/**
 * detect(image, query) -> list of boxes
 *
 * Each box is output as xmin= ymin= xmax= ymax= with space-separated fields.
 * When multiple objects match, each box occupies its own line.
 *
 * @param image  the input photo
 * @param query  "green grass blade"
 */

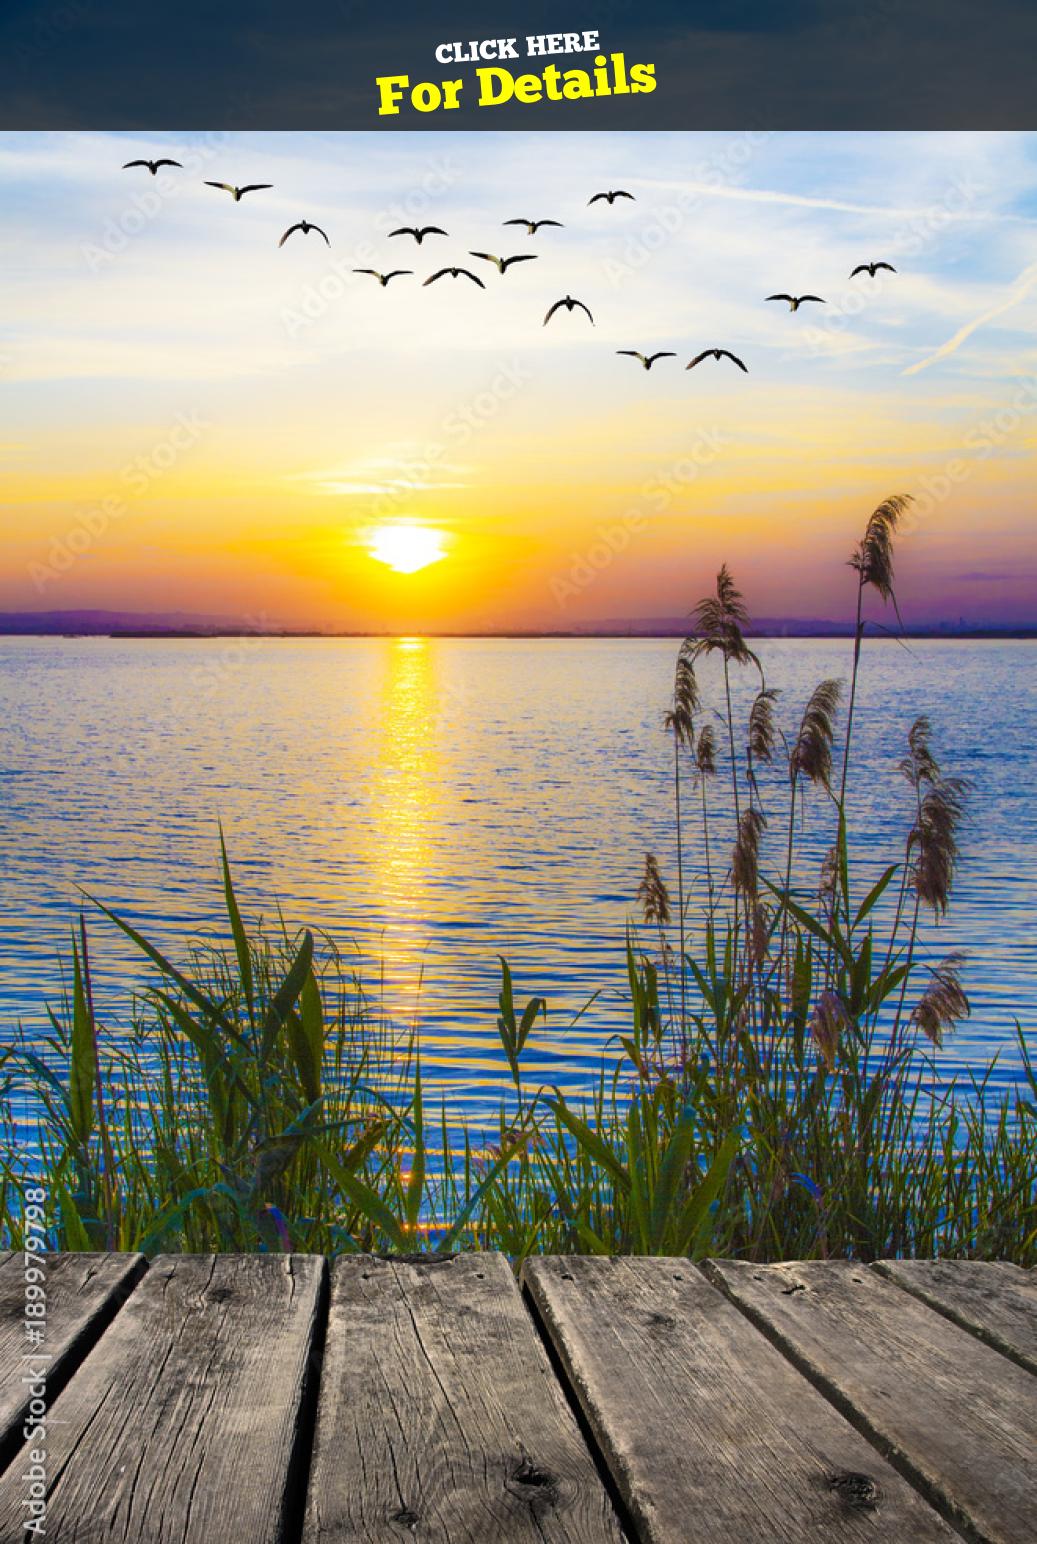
xmin=674 ymin=1125 xmax=741 ymax=1256
xmin=68 ymin=930 xmax=96 ymax=1154
xmin=649 ymin=1102 xmax=697 ymax=1252
xmin=547 ymin=1092 xmax=631 ymax=1195
xmin=260 ymin=929 xmax=314 ymax=1062
xmin=219 ymin=826 xmax=255 ymax=1025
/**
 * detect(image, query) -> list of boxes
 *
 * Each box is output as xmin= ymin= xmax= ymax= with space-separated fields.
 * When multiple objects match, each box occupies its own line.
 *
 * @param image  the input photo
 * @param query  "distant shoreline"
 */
xmin=3 ymin=628 xmax=1037 ymax=642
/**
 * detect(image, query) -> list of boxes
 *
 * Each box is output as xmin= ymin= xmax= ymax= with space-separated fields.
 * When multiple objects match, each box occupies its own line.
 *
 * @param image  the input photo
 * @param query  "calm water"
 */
xmin=1 ymin=636 xmax=1034 ymax=1127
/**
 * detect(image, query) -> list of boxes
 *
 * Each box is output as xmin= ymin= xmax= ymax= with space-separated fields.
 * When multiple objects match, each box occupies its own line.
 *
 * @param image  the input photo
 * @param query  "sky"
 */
xmin=1 ymin=129 xmax=1036 ymax=633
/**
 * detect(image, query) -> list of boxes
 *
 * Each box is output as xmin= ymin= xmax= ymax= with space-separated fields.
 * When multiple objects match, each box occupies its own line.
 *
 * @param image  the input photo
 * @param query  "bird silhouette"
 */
xmin=544 ymin=296 xmax=595 ymax=327
xmin=123 ymin=158 xmax=182 ymax=175
xmin=423 ymin=267 xmax=485 ymax=288
xmin=588 ymin=190 xmax=635 ymax=205
xmin=279 ymin=220 xmax=329 ymax=247
xmin=390 ymin=226 xmax=448 ymax=244
xmin=353 ymin=269 xmax=413 ymax=286
xmin=686 ymin=349 xmax=748 ymax=372
xmin=205 ymin=182 xmax=273 ymax=201
xmin=617 ymin=351 xmax=676 ymax=371
xmin=502 ymin=218 xmax=563 ymax=235
xmin=468 ymin=252 xmax=539 ymax=274
xmin=766 ymin=294 xmax=825 ymax=311
xmin=850 ymin=261 xmax=897 ymax=278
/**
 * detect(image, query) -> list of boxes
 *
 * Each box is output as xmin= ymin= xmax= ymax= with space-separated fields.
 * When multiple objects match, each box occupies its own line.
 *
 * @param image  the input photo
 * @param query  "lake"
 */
xmin=1 ymin=635 xmax=1034 ymax=1132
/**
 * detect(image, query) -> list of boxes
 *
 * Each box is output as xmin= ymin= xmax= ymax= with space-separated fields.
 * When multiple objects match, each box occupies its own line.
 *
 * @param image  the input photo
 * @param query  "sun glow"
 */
xmin=367 ymin=523 xmax=447 ymax=574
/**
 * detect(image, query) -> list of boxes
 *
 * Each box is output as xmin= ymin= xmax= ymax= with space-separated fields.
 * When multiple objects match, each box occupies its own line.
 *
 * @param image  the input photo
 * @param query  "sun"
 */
xmin=367 ymin=522 xmax=447 ymax=574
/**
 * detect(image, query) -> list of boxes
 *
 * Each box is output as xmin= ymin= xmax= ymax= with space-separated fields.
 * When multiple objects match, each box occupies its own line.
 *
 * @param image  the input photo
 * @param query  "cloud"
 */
xmin=637 ymin=177 xmax=1033 ymax=225
xmin=307 ymin=479 xmax=468 ymax=495
xmin=902 ymin=261 xmax=1037 ymax=376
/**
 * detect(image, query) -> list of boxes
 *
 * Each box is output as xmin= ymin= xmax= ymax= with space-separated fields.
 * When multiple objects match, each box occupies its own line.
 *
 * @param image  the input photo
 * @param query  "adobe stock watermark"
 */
xmin=81 ymin=132 xmax=234 ymax=272
xmin=280 ymin=154 xmax=461 ymax=339
xmin=898 ymin=372 xmax=1037 ymax=541
xmin=802 ymin=169 xmax=987 ymax=357
xmin=353 ymin=355 xmax=534 ymax=529
xmin=131 ymin=622 xmax=273 ymax=761
xmin=600 ymin=129 xmax=773 ymax=290
xmin=550 ymin=427 xmax=731 ymax=607
xmin=28 ymin=409 xmax=210 ymax=592
xmin=20 ymin=1185 xmax=50 ymax=1539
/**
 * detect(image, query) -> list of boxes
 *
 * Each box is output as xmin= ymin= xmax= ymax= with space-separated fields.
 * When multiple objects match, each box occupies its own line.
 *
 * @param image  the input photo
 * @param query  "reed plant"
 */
xmin=2 ymin=498 xmax=1035 ymax=1263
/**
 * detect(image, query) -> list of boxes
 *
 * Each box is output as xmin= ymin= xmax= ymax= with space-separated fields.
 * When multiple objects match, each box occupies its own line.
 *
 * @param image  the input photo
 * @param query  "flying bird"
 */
xmin=390 ymin=226 xmax=448 ymax=244
xmin=279 ymin=220 xmax=329 ymax=247
xmin=617 ymin=350 xmax=676 ymax=371
xmin=502 ymin=218 xmax=563 ymax=235
xmin=423 ymin=267 xmax=485 ymax=288
xmin=686 ymin=348 xmax=748 ymax=372
xmin=468 ymin=252 xmax=538 ymax=274
xmin=588 ymin=190 xmax=635 ymax=205
xmin=205 ymin=182 xmax=273 ymax=201
xmin=544 ymin=295 xmax=595 ymax=326
xmin=766 ymin=293 xmax=825 ymax=312
xmin=850 ymin=261 xmax=897 ymax=278
xmin=353 ymin=269 xmax=413 ymax=286
xmin=123 ymin=158 xmax=182 ymax=175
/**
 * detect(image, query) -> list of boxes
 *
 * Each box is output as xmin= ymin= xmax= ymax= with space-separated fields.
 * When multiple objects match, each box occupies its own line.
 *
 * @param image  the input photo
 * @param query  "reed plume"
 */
xmin=911 ymin=952 xmax=970 ymax=1047
xmin=899 ymin=715 xmax=940 ymax=787
xmin=748 ymin=687 xmax=780 ymax=765
xmin=637 ymin=852 xmax=671 ymax=927
xmin=849 ymin=495 xmax=912 ymax=603
xmin=809 ymin=989 xmax=851 ymax=1070
xmin=748 ymin=900 xmax=771 ymax=970
xmin=900 ymin=717 xmax=970 ymax=916
xmin=818 ymin=845 xmax=839 ymax=917
xmin=693 ymin=564 xmax=758 ymax=667
xmin=663 ymin=640 xmax=698 ymax=1021
xmin=692 ymin=566 xmax=760 ymax=824
xmin=910 ymin=775 xmax=969 ymax=916
xmin=789 ymin=679 xmax=843 ymax=789
xmin=840 ymin=495 xmax=912 ymax=816
xmin=732 ymin=807 xmax=766 ymax=897
xmin=696 ymin=724 xmax=717 ymax=777
xmin=664 ymin=638 xmax=699 ymax=748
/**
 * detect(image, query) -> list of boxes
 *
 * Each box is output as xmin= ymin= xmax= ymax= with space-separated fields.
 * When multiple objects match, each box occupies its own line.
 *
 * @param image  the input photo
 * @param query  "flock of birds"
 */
xmin=122 ymin=159 xmax=899 ymax=372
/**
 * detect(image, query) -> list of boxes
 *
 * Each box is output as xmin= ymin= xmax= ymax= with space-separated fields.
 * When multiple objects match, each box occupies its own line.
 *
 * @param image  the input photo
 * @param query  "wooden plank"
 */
xmin=708 ymin=1259 xmax=1037 ymax=1543
xmin=522 ymin=1255 xmax=956 ymax=1543
xmin=873 ymin=1259 xmax=1037 ymax=1375
xmin=0 ymin=1253 xmax=325 ymax=1543
xmin=0 ymin=1251 xmax=145 ymax=1471
xmin=303 ymin=1251 xmax=624 ymax=1542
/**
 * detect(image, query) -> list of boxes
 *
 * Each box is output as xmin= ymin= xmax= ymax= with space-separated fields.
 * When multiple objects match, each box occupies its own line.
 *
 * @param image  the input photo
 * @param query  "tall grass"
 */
xmin=2 ymin=497 xmax=1035 ymax=1264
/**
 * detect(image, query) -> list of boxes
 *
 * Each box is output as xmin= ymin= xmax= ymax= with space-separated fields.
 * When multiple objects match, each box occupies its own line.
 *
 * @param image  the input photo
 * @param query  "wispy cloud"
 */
xmin=307 ymin=479 xmax=468 ymax=496
xmin=903 ymin=261 xmax=1037 ymax=375
xmin=636 ymin=177 xmax=1035 ymax=225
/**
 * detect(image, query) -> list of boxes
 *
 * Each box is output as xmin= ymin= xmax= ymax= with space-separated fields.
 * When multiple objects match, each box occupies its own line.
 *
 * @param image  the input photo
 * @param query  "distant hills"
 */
xmin=1 ymin=609 xmax=1034 ymax=639
xmin=0 ymin=608 xmax=256 ymax=636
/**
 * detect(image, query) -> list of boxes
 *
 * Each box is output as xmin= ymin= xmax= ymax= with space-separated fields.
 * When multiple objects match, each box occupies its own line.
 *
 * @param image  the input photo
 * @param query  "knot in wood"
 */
xmin=826 ymin=1470 xmax=880 ymax=1510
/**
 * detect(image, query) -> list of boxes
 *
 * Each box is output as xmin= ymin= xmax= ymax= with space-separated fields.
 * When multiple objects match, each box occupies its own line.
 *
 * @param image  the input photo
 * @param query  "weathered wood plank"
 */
xmin=0 ymin=1251 xmax=145 ymax=1471
xmin=0 ymin=1253 xmax=325 ymax=1542
xmin=522 ymin=1255 xmax=956 ymax=1543
xmin=708 ymin=1259 xmax=1037 ymax=1543
xmin=303 ymin=1252 xmax=624 ymax=1542
xmin=873 ymin=1259 xmax=1037 ymax=1375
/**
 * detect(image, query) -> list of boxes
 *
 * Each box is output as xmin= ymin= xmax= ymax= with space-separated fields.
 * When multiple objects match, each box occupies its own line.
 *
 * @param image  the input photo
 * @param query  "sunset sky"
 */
xmin=1 ymin=129 xmax=1035 ymax=631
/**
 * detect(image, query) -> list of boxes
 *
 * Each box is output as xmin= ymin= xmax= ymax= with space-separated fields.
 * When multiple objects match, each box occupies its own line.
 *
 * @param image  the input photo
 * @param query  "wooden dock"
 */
xmin=1 ymin=1252 xmax=1034 ymax=1541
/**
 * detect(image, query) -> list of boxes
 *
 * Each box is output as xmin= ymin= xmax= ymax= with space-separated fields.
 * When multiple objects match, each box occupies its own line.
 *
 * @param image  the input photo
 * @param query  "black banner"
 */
xmin=2 ymin=0 xmax=1035 ymax=129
